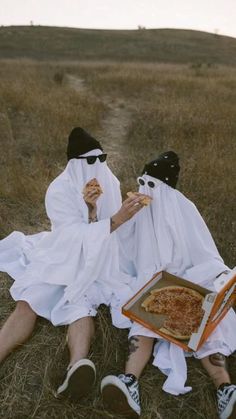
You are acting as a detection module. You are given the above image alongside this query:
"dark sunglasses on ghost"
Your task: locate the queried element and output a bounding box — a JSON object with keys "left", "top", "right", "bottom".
{"left": 77, "top": 154, "right": 107, "bottom": 164}
{"left": 137, "top": 176, "right": 160, "bottom": 189}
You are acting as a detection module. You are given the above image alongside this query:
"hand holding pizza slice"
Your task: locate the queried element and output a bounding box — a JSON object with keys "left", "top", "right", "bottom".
{"left": 127, "top": 191, "right": 152, "bottom": 206}
{"left": 82, "top": 178, "right": 103, "bottom": 221}
{"left": 83, "top": 178, "right": 103, "bottom": 205}
{"left": 83, "top": 178, "right": 103, "bottom": 196}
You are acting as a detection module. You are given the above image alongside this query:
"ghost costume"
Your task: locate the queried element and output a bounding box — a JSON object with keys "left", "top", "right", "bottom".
{"left": 118, "top": 155, "right": 236, "bottom": 396}
{"left": 0, "top": 147, "right": 133, "bottom": 327}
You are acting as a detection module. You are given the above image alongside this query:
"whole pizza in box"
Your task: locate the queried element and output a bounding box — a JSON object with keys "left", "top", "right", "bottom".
{"left": 142, "top": 285, "right": 205, "bottom": 340}
{"left": 122, "top": 270, "right": 236, "bottom": 351}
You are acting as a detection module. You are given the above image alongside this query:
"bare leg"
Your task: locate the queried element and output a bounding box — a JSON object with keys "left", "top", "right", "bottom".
{"left": 201, "top": 354, "right": 231, "bottom": 388}
{"left": 67, "top": 316, "right": 95, "bottom": 367}
{"left": 0, "top": 301, "right": 37, "bottom": 363}
{"left": 125, "top": 335, "right": 154, "bottom": 379}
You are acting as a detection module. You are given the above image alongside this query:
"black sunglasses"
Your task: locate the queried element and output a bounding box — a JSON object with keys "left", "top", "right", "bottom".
{"left": 77, "top": 154, "right": 107, "bottom": 164}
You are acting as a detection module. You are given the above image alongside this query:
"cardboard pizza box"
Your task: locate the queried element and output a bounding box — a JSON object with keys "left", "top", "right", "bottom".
{"left": 122, "top": 270, "right": 236, "bottom": 352}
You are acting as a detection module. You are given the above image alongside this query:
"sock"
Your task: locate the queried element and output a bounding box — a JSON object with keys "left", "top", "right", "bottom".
{"left": 218, "top": 382, "right": 231, "bottom": 391}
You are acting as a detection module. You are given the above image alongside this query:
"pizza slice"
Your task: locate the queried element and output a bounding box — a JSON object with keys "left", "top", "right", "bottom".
{"left": 127, "top": 191, "right": 152, "bottom": 206}
{"left": 82, "top": 178, "right": 103, "bottom": 196}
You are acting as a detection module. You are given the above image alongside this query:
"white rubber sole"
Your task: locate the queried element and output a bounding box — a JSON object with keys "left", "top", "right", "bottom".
{"left": 101, "top": 375, "right": 140, "bottom": 418}
{"left": 56, "top": 358, "right": 96, "bottom": 401}
{"left": 220, "top": 390, "right": 236, "bottom": 419}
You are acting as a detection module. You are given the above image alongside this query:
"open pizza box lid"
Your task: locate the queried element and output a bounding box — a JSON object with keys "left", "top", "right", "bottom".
{"left": 122, "top": 270, "right": 236, "bottom": 352}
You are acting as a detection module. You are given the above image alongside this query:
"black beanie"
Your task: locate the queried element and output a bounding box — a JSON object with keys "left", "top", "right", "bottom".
{"left": 142, "top": 151, "right": 180, "bottom": 188}
{"left": 67, "top": 127, "right": 103, "bottom": 161}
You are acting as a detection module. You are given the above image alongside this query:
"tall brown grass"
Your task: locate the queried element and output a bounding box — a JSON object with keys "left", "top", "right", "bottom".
{"left": 0, "top": 59, "right": 235, "bottom": 419}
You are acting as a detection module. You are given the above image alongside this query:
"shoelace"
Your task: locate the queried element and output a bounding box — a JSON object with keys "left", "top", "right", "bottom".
{"left": 118, "top": 374, "right": 140, "bottom": 405}
{"left": 118, "top": 374, "right": 136, "bottom": 385}
{"left": 217, "top": 385, "right": 236, "bottom": 412}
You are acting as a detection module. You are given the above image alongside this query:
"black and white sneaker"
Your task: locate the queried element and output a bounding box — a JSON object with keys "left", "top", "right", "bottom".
{"left": 56, "top": 358, "right": 96, "bottom": 401}
{"left": 217, "top": 384, "right": 236, "bottom": 419}
{"left": 101, "top": 373, "right": 141, "bottom": 418}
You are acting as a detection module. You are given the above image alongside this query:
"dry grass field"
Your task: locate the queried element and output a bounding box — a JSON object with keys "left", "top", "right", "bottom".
{"left": 0, "top": 58, "right": 235, "bottom": 419}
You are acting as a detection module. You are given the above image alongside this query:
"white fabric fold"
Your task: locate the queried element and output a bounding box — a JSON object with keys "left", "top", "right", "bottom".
{"left": 153, "top": 340, "right": 192, "bottom": 395}
{"left": 64, "top": 219, "right": 112, "bottom": 302}
{"left": 118, "top": 175, "right": 236, "bottom": 395}
{"left": 0, "top": 149, "right": 133, "bottom": 326}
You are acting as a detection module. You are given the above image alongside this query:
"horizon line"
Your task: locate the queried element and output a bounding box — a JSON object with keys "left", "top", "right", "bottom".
{"left": 1, "top": 24, "right": 236, "bottom": 40}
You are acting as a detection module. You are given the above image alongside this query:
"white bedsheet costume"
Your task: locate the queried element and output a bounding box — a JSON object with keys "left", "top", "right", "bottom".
{"left": 118, "top": 174, "right": 236, "bottom": 395}
{"left": 0, "top": 149, "right": 133, "bottom": 327}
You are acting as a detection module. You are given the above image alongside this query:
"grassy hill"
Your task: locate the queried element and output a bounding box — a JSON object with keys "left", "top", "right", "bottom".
{"left": 1, "top": 25, "right": 236, "bottom": 65}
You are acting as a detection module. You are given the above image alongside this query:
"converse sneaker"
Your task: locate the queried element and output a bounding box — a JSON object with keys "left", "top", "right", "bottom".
{"left": 217, "top": 383, "right": 236, "bottom": 419}
{"left": 56, "top": 358, "right": 96, "bottom": 401}
{"left": 101, "top": 373, "right": 141, "bottom": 418}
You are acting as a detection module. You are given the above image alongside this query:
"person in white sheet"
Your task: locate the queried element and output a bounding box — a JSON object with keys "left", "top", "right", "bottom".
{"left": 0, "top": 127, "right": 145, "bottom": 401}
{"left": 101, "top": 151, "right": 236, "bottom": 419}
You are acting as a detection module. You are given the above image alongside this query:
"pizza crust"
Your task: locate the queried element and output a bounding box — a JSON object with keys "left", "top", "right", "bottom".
{"left": 150, "top": 285, "right": 204, "bottom": 301}
{"left": 127, "top": 191, "right": 152, "bottom": 206}
{"left": 158, "top": 326, "right": 191, "bottom": 341}
{"left": 141, "top": 294, "right": 156, "bottom": 309}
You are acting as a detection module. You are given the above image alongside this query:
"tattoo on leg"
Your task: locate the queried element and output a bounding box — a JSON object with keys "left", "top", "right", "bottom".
{"left": 127, "top": 336, "right": 139, "bottom": 361}
{"left": 209, "top": 353, "right": 227, "bottom": 368}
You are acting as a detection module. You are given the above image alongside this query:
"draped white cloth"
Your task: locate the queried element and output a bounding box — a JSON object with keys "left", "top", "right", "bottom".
{"left": 0, "top": 150, "right": 133, "bottom": 327}
{"left": 118, "top": 174, "right": 236, "bottom": 395}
